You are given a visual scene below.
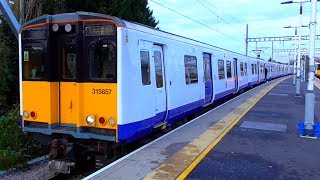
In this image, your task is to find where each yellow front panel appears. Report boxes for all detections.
[22,81,117,130]
[60,82,79,125]
[79,83,117,130]
[22,82,58,124]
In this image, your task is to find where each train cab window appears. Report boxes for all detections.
[88,40,116,81]
[244,63,248,76]
[23,45,46,80]
[240,62,244,76]
[226,60,232,78]
[154,51,163,88]
[184,55,198,84]
[61,44,77,80]
[140,50,151,85]
[218,60,225,80]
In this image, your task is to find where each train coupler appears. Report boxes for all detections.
[48,160,75,174]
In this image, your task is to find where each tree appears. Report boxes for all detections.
[41,0,158,27]
[0,16,18,113]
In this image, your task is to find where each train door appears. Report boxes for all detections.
[58,35,79,125]
[233,58,238,93]
[152,45,167,123]
[203,53,213,104]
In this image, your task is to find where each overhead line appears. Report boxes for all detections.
[196,0,246,36]
[201,0,274,40]
[200,0,243,24]
[149,0,254,49]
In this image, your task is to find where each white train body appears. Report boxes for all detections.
[117,20,292,142]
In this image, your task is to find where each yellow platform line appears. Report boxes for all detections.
[143,76,289,180]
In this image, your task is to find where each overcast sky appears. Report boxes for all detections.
[148,0,320,63]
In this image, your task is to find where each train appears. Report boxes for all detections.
[19,11,293,172]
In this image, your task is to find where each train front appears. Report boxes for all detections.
[20,12,121,169]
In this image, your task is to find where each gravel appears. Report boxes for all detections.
[0,160,56,180]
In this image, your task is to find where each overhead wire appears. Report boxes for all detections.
[149,0,255,50]
[199,0,276,58]
[196,0,246,37]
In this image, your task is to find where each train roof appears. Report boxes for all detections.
[21,11,288,65]
[21,11,126,29]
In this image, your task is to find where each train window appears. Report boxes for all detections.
[154,51,163,88]
[244,63,247,76]
[23,45,46,80]
[88,40,117,81]
[240,62,244,76]
[218,60,225,80]
[226,60,232,78]
[203,54,211,82]
[255,64,258,74]
[184,55,198,84]
[61,44,77,80]
[140,50,151,85]
[251,64,254,74]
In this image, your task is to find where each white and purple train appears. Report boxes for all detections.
[21,12,292,149]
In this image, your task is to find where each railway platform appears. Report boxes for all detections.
[84,76,320,180]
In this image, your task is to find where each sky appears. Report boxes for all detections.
[147,0,320,63]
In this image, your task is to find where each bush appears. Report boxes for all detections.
[0,106,49,170]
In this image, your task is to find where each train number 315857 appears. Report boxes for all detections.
[92,89,112,95]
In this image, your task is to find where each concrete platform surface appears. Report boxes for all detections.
[84,76,285,180]
[187,78,320,180]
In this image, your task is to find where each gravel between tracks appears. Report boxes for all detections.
[0,160,55,180]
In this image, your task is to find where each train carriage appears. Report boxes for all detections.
[19,11,292,172]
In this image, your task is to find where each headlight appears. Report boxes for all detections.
[108,117,116,126]
[86,116,95,125]
[23,111,29,118]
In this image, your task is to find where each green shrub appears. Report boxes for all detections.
[0,106,49,170]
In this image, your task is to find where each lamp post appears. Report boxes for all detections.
[304,0,317,131]
[284,26,308,86]
[281,0,311,96]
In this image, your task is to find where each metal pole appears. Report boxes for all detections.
[0,0,20,39]
[304,0,317,130]
[246,24,248,56]
[271,41,274,60]
[296,1,302,97]
[293,27,297,86]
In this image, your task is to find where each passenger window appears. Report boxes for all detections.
[244,63,247,76]
[140,50,151,85]
[184,55,198,84]
[240,62,244,76]
[154,51,163,88]
[88,40,116,81]
[218,60,225,80]
[226,60,232,78]
[251,64,254,74]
